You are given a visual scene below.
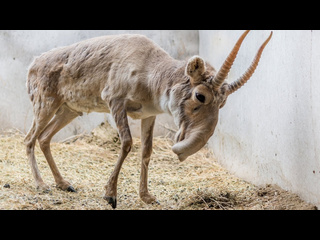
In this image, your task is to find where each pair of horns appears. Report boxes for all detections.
[211,30,273,95]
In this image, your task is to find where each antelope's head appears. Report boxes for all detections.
[171,30,273,161]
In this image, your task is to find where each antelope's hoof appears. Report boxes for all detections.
[36,183,51,193]
[56,181,76,192]
[140,192,159,205]
[104,196,117,209]
[66,186,77,192]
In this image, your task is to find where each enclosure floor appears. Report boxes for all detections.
[0,123,316,210]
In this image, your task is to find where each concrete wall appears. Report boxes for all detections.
[0,30,198,140]
[200,30,320,208]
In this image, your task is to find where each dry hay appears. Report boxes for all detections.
[0,122,317,210]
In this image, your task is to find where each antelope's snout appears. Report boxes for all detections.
[172,131,210,162]
[172,119,217,162]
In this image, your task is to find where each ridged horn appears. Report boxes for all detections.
[227,31,273,95]
[211,30,250,90]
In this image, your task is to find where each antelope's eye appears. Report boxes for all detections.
[195,93,206,103]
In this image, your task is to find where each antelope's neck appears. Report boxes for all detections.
[151,59,187,119]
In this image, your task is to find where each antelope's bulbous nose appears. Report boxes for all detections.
[172,134,206,162]
[172,144,188,162]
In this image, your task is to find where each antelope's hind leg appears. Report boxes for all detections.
[38,104,81,192]
[24,101,63,192]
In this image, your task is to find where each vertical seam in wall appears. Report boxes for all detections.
[309,30,318,161]
[197,30,200,55]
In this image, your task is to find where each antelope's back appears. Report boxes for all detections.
[26,34,170,105]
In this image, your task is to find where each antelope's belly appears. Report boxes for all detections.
[66,97,110,113]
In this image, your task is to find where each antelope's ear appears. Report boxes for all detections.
[186,56,206,85]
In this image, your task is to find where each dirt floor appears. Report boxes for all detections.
[0,122,317,210]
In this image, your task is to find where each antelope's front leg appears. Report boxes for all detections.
[104,100,132,209]
[139,116,158,204]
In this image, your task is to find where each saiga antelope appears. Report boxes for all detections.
[24,30,272,208]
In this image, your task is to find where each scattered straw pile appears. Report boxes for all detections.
[0,122,317,210]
